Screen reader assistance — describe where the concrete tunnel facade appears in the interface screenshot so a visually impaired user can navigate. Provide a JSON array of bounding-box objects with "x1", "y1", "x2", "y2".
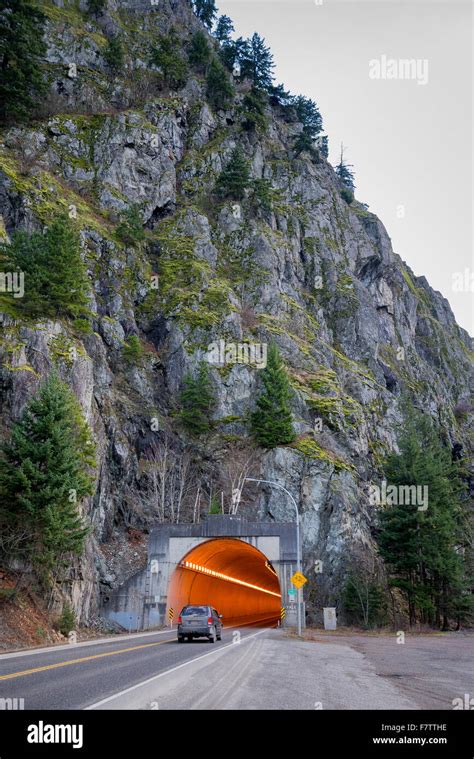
[
  {"x1": 168, "y1": 538, "x2": 281, "y2": 625},
  {"x1": 102, "y1": 515, "x2": 302, "y2": 630}
]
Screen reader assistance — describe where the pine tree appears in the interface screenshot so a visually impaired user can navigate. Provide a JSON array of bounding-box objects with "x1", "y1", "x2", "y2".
[
  {"x1": 0, "y1": 373, "x2": 95, "y2": 583},
  {"x1": 215, "y1": 15, "x2": 234, "y2": 43},
  {"x1": 206, "y1": 58, "x2": 234, "y2": 110},
  {"x1": 378, "y1": 407, "x2": 471, "y2": 627},
  {"x1": 215, "y1": 147, "x2": 250, "y2": 200},
  {"x1": 188, "y1": 30, "x2": 211, "y2": 71},
  {"x1": 0, "y1": 0, "x2": 47, "y2": 124},
  {"x1": 239, "y1": 33, "x2": 275, "y2": 91},
  {"x1": 241, "y1": 86, "x2": 267, "y2": 131},
  {"x1": 251, "y1": 343, "x2": 295, "y2": 448},
  {"x1": 0, "y1": 215, "x2": 90, "y2": 319},
  {"x1": 335, "y1": 144, "x2": 355, "y2": 201},
  {"x1": 150, "y1": 30, "x2": 188, "y2": 90},
  {"x1": 193, "y1": 0, "x2": 217, "y2": 29},
  {"x1": 179, "y1": 362, "x2": 215, "y2": 437},
  {"x1": 293, "y1": 95, "x2": 323, "y2": 138},
  {"x1": 104, "y1": 35, "x2": 124, "y2": 73}
]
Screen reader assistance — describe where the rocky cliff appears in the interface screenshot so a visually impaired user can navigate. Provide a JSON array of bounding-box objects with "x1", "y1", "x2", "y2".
[{"x1": 0, "y1": 0, "x2": 472, "y2": 625}]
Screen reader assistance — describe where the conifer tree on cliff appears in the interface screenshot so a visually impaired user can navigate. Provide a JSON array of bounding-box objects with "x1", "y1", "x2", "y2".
[{"x1": 251, "y1": 344, "x2": 295, "y2": 448}]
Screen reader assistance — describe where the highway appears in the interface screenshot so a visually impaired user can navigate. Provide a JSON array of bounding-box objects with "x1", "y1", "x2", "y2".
[
  {"x1": 0, "y1": 626, "x2": 472, "y2": 710},
  {"x1": 0, "y1": 623, "x2": 273, "y2": 710}
]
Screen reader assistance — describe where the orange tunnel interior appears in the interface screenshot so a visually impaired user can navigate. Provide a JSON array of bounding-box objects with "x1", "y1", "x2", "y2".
[{"x1": 167, "y1": 538, "x2": 281, "y2": 627}]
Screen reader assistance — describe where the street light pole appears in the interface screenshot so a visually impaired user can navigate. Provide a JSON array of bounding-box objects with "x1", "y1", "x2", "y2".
[{"x1": 244, "y1": 477, "x2": 302, "y2": 637}]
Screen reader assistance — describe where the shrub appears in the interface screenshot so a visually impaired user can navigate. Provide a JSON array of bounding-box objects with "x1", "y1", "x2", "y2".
[
  {"x1": 104, "y1": 35, "x2": 124, "y2": 73},
  {"x1": 251, "y1": 178, "x2": 273, "y2": 214},
  {"x1": 123, "y1": 335, "x2": 144, "y2": 365},
  {"x1": 116, "y1": 205, "x2": 145, "y2": 246},
  {"x1": 56, "y1": 603, "x2": 76, "y2": 636}
]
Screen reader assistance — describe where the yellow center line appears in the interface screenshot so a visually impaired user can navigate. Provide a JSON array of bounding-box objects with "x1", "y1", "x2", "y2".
[{"x1": 0, "y1": 638, "x2": 174, "y2": 681}]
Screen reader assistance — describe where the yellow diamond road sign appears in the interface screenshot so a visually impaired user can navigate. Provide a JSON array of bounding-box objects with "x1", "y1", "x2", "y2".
[{"x1": 291, "y1": 571, "x2": 307, "y2": 589}]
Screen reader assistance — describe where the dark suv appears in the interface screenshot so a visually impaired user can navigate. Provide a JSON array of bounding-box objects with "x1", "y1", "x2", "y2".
[{"x1": 177, "y1": 605, "x2": 223, "y2": 643}]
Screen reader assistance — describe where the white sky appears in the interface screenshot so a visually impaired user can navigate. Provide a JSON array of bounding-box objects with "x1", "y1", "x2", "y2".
[{"x1": 217, "y1": 0, "x2": 473, "y2": 335}]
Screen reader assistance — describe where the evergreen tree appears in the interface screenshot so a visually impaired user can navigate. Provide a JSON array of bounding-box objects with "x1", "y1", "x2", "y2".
[
  {"x1": 335, "y1": 144, "x2": 355, "y2": 201},
  {"x1": 219, "y1": 36, "x2": 246, "y2": 73},
  {"x1": 215, "y1": 14, "x2": 234, "y2": 44},
  {"x1": 378, "y1": 408, "x2": 471, "y2": 628},
  {"x1": 241, "y1": 86, "x2": 267, "y2": 131},
  {"x1": 0, "y1": 215, "x2": 90, "y2": 319},
  {"x1": 56, "y1": 603, "x2": 76, "y2": 636},
  {"x1": 104, "y1": 35, "x2": 124, "y2": 73},
  {"x1": 268, "y1": 83, "x2": 293, "y2": 108},
  {"x1": 293, "y1": 95, "x2": 323, "y2": 137},
  {"x1": 239, "y1": 33, "x2": 275, "y2": 91},
  {"x1": 0, "y1": 373, "x2": 95, "y2": 583},
  {"x1": 251, "y1": 343, "x2": 295, "y2": 448},
  {"x1": 215, "y1": 147, "x2": 250, "y2": 200},
  {"x1": 0, "y1": 0, "x2": 47, "y2": 124},
  {"x1": 188, "y1": 30, "x2": 211, "y2": 71},
  {"x1": 206, "y1": 58, "x2": 234, "y2": 110},
  {"x1": 179, "y1": 361, "x2": 215, "y2": 437},
  {"x1": 193, "y1": 0, "x2": 217, "y2": 29},
  {"x1": 150, "y1": 30, "x2": 188, "y2": 90}
]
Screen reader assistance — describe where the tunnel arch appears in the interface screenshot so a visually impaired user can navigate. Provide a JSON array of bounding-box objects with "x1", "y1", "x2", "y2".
[{"x1": 167, "y1": 538, "x2": 281, "y2": 627}]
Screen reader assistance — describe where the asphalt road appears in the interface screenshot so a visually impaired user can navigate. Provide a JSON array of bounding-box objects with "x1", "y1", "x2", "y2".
[
  {"x1": 0, "y1": 627, "x2": 471, "y2": 710},
  {"x1": 0, "y1": 624, "x2": 267, "y2": 710}
]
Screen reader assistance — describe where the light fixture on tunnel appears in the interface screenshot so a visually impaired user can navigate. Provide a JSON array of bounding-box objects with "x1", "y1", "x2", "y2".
[
  {"x1": 265, "y1": 561, "x2": 278, "y2": 578},
  {"x1": 180, "y1": 561, "x2": 281, "y2": 598}
]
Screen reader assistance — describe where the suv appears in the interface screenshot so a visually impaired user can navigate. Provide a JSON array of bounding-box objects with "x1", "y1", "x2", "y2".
[{"x1": 177, "y1": 605, "x2": 223, "y2": 643}]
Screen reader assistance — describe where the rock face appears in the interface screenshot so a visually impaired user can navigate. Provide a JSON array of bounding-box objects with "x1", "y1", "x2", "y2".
[{"x1": 0, "y1": 0, "x2": 472, "y2": 624}]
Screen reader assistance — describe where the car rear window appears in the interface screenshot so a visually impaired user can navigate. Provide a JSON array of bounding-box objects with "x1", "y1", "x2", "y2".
[{"x1": 181, "y1": 606, "x2": 208, "y2": 615}]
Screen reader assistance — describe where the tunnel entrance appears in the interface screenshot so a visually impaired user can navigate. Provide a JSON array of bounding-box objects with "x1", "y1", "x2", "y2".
[
  {"x1": 168, "y1": 538, "x2": 281, "y2": 628},
  {"x1": 102, "y1": 515, "x2": 302, "y2": 631}
]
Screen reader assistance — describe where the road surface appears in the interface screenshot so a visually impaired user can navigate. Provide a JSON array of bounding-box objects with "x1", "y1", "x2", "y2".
[{"x1": 0, "y1": 628, "x2": 471, "y2": 710}]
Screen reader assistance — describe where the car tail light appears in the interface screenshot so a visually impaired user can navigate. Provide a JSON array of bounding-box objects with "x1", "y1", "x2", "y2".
[
  {"x1": 177, "y1": 616, "x2": 182, "y2": 624},
  {"x1": 208, "y1": 617, "x2": 213, "y2": 624}
]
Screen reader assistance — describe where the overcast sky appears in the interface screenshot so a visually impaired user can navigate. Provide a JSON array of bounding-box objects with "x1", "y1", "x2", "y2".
[{"x1": 218, "y1": 0, "x2": 473, "y2": 335}]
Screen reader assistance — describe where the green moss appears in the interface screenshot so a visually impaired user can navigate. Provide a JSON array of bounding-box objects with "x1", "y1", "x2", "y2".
[
  {"x1": 0, "y1": 150, "x2": 115, "y2": 240},
  {"x1": 290, "y1": 436, "x2": 354, "y2": 472}
]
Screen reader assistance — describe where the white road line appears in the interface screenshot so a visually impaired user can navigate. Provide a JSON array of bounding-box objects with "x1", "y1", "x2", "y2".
[
  {"x1": 0, "y1": 629, "x2": 175, "y2": 661},
  {"x1": 85, "y1": 628, "x2": 270, "y2": 710}
]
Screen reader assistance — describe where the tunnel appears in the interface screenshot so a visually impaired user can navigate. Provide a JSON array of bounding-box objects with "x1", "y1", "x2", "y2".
[{"x1": 167, "y1": 538, "x2": 281, "y2": 628}]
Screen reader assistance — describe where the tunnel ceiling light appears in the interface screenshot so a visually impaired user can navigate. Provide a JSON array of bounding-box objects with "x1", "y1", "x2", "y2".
[{"x1": 180, "y1": 561, "x2": 281, "y2": 598}]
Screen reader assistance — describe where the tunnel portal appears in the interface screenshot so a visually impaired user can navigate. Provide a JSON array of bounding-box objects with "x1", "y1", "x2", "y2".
[
  {"x1": 168, "y1": 538, "x2": 281, "y2": 627},
  {"x1": 102, "y1": 514, "x2": 302, "y2": 630}
]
